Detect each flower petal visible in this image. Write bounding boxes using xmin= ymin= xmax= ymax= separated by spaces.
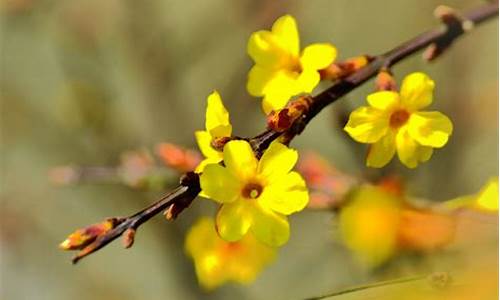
xmin=366 ymin=91 xmax=400 ymax=110
xmin=396 ymin=125 xmax=433 ymax=168
xmin=247 ymin=65 xmax=275 ymax=97
xmin=344 ymin=106 xmax=390 ymax=143
xmin=407 ymin=111 xmax=453 ymax=148
xmin=258 ymin=171 xmax=309 ymax=215
xmin=300 ymin=43 xmax=337 ymax=70
xmin=216 ymin=200 xmax=252 ymax=242
xmin=195 ymin=130 xmax=221 ymax=159
xmin=366 ymin=131 xmax=396 ymax=168
xmin=475 ymin=178 xmax=499 ymax=212
xmin=400 ymin=72 xmax=435 ymax=111
xmin=195 ymin=157 xmax=222 ymax=174
xmin=248 ymin=30 xmax=287 ymax=67
xmin=200 ymin=164 xmax=240 ymax=203
xmin=185 ymin=217 xmax=218 ymax=258
xmin=271 ymin=15 xmax=300 ymax=56
xmin=205 ymin=91 xmax=232 ymax=138
xmin=257 ymin=141 xmax=298 ymax=182
xmin=223 ymin=140 xmax=258 ymax=180
xmin=250 ymin=204 xmax=290 ymax=247
xmin=296 ymin=68 xmax=320 ymax=93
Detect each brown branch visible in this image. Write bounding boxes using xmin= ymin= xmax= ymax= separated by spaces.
xmin=62 ymin=2 xmax=498 ymax=263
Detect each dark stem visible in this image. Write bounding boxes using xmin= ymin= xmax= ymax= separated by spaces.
xmin=64 ymin=2 xmax=498 ymax=263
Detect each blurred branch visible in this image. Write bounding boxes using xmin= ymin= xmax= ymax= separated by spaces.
xmin=305 ymin=272 xmax=451 ymax=300
xmin=61 ymin=2 xmax=498 ymax=263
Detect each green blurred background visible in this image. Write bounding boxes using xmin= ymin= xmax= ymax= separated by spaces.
xmin=1 ymin=0 xmax=497 ymax=299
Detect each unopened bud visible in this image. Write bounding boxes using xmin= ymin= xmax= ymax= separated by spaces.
xmin=59 ymin=218 xmax=118 ymax=250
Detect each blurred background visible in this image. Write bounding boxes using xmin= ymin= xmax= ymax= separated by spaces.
xmin=0 ymin=0 xmax=498 ymax=299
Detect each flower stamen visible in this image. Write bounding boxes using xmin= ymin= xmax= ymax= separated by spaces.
xmin=242 ymin=182 xmax=263 ymax=199
xmin=389 ymin=109 xmax=410 ymax=128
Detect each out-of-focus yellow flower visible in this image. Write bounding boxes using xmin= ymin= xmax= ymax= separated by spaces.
xmin=344 ymin=72 xmax=453 ymax=168
xmin=247 ymin=15 xmax=337 ymax=114
xmin=339 ymin=183 xmax=457 ymax=268
xmin=200 ymin=140 xmax=309 ymax=247
xmin=185 ymin=217 xmax=276 ymax=290
xmin=339 ymin=185 xmax=402 ymax=267
xmin=194 ymin=91 xmax=232 ymax=173
xmin=444 ymin=177 xmax=499 ymax=213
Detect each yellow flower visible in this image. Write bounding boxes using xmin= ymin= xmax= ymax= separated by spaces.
xmin=185 ymin=217 xmax=276 ymax=290
xmin=444 ymin=177 xmax=499 ymax=213
xmin=200 ymin=140 xmax=309 ymax=247
xmin=194 ymin=91 xmax=232 ymax=173
xmin=344 ymin=72 xmax=453 ymax=168
xmin=339 ymin=185 xmax=402 ymax=267
xmin=247 ymin=15 xmax=337 ymax=114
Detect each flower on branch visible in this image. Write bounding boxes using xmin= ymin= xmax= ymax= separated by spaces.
xmin=185 ymin=217 xmax=276 ymax=290
xmin=195 ymin=91 xmax=232 ymax=173
xmin=344 ymin=72 xmax=453 ymax=168
xmin=247 ymin=15 xmax=337 ymax=114
xmin=200 ymin=140 xmax=309 ymax=247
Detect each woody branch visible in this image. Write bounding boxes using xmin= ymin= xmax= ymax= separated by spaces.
xmin=62 ymin=2 xmax=498 ymax=264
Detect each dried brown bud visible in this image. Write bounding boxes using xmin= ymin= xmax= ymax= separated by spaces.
xmin=122 ymin=228 xmax=136 ymax=248
xmin=319 ymin=55 xmax=372 ymax=81
xmin=210 ymin=136 xmax=232 ymax=152
xmin=59 ymin=218 xmax=118 ymax=250
xmin=267 ymin=95 xmax=313 ymax=132
xmin=375 ymin=70 xmax=397 ymax=91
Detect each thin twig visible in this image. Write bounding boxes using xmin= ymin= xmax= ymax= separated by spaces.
xmin=62 ymin=2 xmax=498 ymax=263
xmin=305 ymin=275 xmax=428 ymax=300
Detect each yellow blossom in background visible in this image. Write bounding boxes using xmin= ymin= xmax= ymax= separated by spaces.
xmin=194 ymin=91 xmax=232 ymax=173
xmin=339 ymin=185 xmax=402 ymax=267
xmin=344 ymin=72 xmax=453 ymax=168
xmin=444 ymin=177 xmax=499 ymax=213
xmin=247 ymin=15 xmax=337 ymax=114
xmin=185 ymin=217 xmax=276 ymax=290
xmin=339 ymin=183 xmax=457 ymax=268
xmin=200 ymin=140 xmax=309 ymax=247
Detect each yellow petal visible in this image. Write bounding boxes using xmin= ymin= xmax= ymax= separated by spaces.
xmin=407 ymin=111 xmax=453 ymax=148
xmin=257 ymin=141 xmax=298 ymax=182
xmin=366 ymin=130 xmax=396 ymax=168
xmin=226 ymin=233 xmax=276 ymax=284
xmin=262 ymin=93 xmax=290 ymax=114
xmin=195 ymin=130 xmax=222 ymax=159
xmin=185 ymin=217 xmax=218 ymax=258
xmin=258 ymin=171 xmax=309 ymax=215
xmin=366 ymin=91 xmax=400 ymax=110
xmin=200 ymin=164 xmax=240 ymax=203
xmin=247 ymin=65 xmax=275 ymax=97
xmin=216 ymin=200 xmax=252 ymax=242
xmin=195 ymin=157 xmax=222 ymax=174
xmin=400 ymin=72 xmax=435 ymax=111
xmin=271 ymin=15 xmax=300 ymax=56
xmin=296 ymin=68 xmax=320 ymax=93
xmin=184 ymin=218 xmax=228 ymax=290
xmin=344 ymin=106 xmax=389 ymax=143
xmin=247 ymin=30 xmax=287 ymax=67
xmin=339 ymin=185 xmax=401 ymax=267
xmin=300 ymin=43 xmax=337 ymax=70
xmin=223 ymin=140 xmax=258 ymax=180
xmin=205 ymin=91 xmax=232 ymax=138
xmin=475 ymin=178 xmax=499 ymax=212
xmin=250 ymin=204 xmax=290 ymax=247
xmin=396 ymin=125 xmax=433 ymax=168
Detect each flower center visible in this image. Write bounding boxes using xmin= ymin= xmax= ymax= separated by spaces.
xmin=389 ymin=109 xmax=410 ymax=128
xmin=241 ymin=182 xmax=263 ymax=199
